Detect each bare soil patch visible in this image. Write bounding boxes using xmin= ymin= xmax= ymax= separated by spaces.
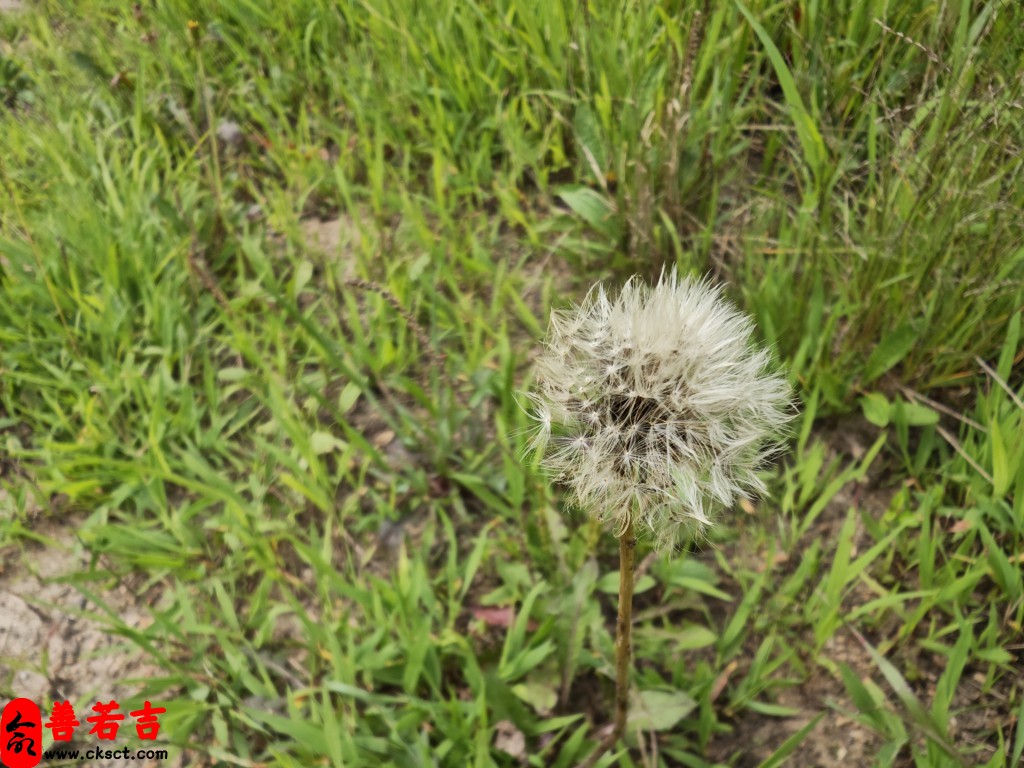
xmin=0 ymin=499 xmax=192 ymax=766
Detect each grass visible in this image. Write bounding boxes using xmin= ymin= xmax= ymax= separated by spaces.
xmin=0 ymin=0 xmax=1022 ymax=765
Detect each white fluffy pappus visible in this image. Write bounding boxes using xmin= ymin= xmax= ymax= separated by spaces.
xmin=526 ymin=268 xmax=794 ymax=549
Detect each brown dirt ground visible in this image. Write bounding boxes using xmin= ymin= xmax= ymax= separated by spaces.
xmin=0 ymin=492 xmax=195 ymax=767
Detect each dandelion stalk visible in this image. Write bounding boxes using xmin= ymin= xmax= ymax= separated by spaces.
xmin=526 ymin=267 xmax=793 ymax=764
xmin=577 ymin=519 xmax=636 ymax=768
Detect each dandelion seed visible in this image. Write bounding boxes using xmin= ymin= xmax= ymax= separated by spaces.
xmin=529 ymin=266 xmax=793 ymax=549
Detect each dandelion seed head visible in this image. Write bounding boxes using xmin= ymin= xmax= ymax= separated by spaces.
xmin=528 ymin=267 xmax=794 ymax=549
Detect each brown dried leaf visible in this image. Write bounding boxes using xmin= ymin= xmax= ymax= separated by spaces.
xmin=493 ymin=720 xmax=526 ymax=761
xmin=470 ymin=606 xmax=538 ymax=631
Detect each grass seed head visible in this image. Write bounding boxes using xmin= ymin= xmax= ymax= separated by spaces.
xmin=529 ymin=268 xmax=794 ymax=549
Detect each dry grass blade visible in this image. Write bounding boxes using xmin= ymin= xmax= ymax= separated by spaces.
xmin=975 ymin=355 xmax=1024 ymax=411
xmin=936 ymin=424 xmax=994 ymax=485
xmin=898 ymin=384 xmax=985 ymax=431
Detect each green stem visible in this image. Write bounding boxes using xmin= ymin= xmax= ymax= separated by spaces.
xmin=577 ymin=520 xmax=635 ymax=768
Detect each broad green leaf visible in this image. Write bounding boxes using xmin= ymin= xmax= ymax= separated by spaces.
xmin=892 ymin=400 xmax=939 ymax=427
xmin=675 ymin=625 xmax=718 ymax=650
xmin=311 ymin=430 xmax=346 ymax=455
xmin=628 ymin=689 xmax=696 ymax=731
xmin=864 ymin=324 xmax=918 ymax=382
xmin=990 ymin=419 xmax=1011 ymax=497
xmin=596 ymin=572 xmax=656 ymax=595
xmin=997 ymin=311 xmax=1021 ymax=381
xmin=555 ymin=186 xmax=617 ymax=236
xmin=860 ymin=392 xmax=891 ymax=427
xmin=294 ymin=260 xmax=314 ymax=293
xmin=973 ymin=647 xmax=1012 ymax=664
xmin=573 ymin=102 xmax=605 ymax=172
xmin=337 ymin=381 xmax=361 ymax=414
xmin=512 ymin=679 xmax=558 ymax=714
xmin=670 ymin=575 xmax=733 ymax=602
